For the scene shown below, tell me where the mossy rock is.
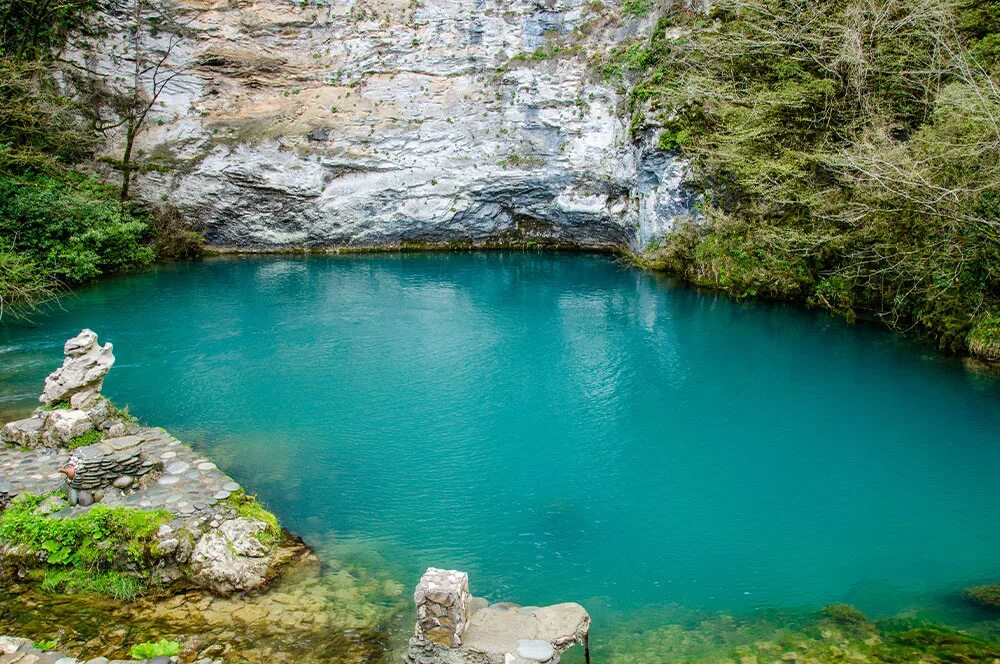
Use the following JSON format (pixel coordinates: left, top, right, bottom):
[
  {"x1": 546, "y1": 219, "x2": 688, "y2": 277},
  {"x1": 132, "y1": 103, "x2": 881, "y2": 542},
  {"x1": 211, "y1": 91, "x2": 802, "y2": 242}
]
[
  {"x1": 821, "y1": 603, "x2": 870, "y2": 628},
  {"x1": 966, "y1": 584, "x2": 1000, "y2": 609}
]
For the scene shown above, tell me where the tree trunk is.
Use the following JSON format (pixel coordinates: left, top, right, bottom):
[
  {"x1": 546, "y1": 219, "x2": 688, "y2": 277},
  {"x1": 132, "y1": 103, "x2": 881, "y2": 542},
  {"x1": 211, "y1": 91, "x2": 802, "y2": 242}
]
[{"x1": 120, "y1": 124, "x2": 135, "y2": 201}]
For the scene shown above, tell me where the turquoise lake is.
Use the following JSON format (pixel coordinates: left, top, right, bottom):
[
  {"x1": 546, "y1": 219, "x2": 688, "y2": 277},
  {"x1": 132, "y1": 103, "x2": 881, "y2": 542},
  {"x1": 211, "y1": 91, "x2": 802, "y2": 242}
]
[{"x1": 2, "y1": 252, "x2": 1000, "y2": 630}]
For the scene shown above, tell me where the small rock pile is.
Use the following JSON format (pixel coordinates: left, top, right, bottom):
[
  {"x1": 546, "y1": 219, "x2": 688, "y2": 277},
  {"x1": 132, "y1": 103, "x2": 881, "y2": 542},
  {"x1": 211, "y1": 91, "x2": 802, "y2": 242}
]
[{"x1": 64, "y1": 435, "x2": 156, "y2": 493}]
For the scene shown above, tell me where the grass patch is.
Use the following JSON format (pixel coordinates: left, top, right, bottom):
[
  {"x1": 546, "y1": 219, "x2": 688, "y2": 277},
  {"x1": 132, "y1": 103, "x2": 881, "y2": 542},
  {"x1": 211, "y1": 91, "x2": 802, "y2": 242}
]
[
  {"x1": 223, "y1": 490, "x2": 281, "y2": 544},
  {"x1": 967, "y1": 316, "x2": 1000, "y2": 360},
  {"x1": 66, "y1": 430, "x2": 102, "y2": 450},
  {"x1": 0, "y1": 493, "x2": 170, "y2": 599},
  {"x1": 41, "y1": 568, "x2": 146, "y2": 601}
]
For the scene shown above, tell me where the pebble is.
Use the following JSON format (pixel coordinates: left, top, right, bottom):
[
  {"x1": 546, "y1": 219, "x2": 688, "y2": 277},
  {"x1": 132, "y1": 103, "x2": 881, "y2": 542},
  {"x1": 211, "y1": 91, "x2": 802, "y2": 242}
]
[
  {"x1": 166, "y1": 461, "x2": 190, "y2": 474},
  {"x1": 158, "y1": 475, "x2": 181, "y2": 486},
  {"x1": 222, "y1": 481, "x2": 240, "y2": 492},
  {"x1": 198, "y1": 461, "x2": 217, "y2": 470},
  {"x1": 112, "y1": 475, "x2": 133, "y2": 489},
  {"x1": 77, "y1": 490, "x2": 94, "y2": 507}
]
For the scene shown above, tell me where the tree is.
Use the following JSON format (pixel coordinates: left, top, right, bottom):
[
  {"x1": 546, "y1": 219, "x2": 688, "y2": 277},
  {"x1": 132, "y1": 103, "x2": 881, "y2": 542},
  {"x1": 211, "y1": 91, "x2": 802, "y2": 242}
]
[{"x1": 114, "y1": 0, "x2": 185, "y2": 201}]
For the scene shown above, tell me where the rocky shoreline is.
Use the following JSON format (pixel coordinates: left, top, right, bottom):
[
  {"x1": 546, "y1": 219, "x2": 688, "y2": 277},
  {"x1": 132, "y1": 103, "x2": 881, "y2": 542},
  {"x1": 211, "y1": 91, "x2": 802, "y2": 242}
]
[
  {"x1": 0, "y1": 330, "x2": 594, "y2": 664},
  {"x1": 0, "y1": 330, "x2": 303, "y2": 598}
]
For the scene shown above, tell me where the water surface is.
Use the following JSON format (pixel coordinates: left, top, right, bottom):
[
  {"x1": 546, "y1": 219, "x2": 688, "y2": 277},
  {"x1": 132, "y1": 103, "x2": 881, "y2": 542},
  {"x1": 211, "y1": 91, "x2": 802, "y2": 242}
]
[{"x1": 2, "y1": 252, "x2": 999, "y2": 632}]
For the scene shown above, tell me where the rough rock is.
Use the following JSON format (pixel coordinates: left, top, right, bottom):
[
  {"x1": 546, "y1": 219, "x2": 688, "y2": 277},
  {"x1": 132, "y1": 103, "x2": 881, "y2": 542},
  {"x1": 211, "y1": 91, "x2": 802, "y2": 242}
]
[
  {"x1": 64, "y1": 0, "x2": 697, "y2": 252},
  {"x1": 189, "y1": 519, "x2": 275, "y2": 594},
  {"x1": 44, "y1": 409, "x2": 96, "y2": 445},
  {"x1": 0, "y1": 417, "x2": 45, "y2": 448},
  {"x1": 40, "y1": 330, "x2": 115, "y2": 409}
]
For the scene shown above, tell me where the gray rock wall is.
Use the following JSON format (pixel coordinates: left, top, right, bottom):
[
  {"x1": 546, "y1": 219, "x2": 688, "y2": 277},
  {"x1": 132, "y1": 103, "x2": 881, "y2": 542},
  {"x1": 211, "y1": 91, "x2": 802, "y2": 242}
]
[{"x1": 65, "y1": 0, "x2": 693, "y2": 251}]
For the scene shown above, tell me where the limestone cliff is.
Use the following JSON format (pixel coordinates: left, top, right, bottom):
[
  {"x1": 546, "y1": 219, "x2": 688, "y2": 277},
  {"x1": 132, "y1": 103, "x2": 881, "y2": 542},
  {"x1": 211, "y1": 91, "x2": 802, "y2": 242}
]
[{"x1": 67, "y1": 0, "x2": 693, "y2": 249}]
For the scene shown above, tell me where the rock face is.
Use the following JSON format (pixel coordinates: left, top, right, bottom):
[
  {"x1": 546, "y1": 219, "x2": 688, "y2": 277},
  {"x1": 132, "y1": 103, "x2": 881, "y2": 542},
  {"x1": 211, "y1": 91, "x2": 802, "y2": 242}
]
[
  {"x1": 65, "y1": 0, "x2": 696, "y2": 251},
  {"x1": 40, "y1": 329, "x2": 115, "y2": 409}
]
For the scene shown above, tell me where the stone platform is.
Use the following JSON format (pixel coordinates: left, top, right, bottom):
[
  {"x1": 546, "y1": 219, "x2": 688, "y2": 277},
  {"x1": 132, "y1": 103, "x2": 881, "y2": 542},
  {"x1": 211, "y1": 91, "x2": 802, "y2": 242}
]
[
  {"x1": 405, "y1": 569, "x2": 590, "y2": 664},
  {"x1": 0, "y1": 428, "x2": 241, "y2": 519}
]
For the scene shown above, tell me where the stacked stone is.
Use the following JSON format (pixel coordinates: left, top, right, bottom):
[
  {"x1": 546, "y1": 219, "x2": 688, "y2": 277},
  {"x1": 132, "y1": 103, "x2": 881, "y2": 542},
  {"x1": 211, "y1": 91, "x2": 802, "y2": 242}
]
[
  {"x1": 0, "y1": 479, "x2": 13, "y2": 510},
  {"x1": 66, "y1": 435, "x2": 157, "y2": 491},
  {"x1": 414, "y1": 568, "x2": 472, "y2": 648}
]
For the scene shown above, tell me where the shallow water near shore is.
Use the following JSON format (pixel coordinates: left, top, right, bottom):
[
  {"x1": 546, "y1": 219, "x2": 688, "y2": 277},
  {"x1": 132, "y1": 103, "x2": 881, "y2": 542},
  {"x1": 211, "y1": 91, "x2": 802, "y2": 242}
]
[{"x1": 3, "y1": 252, "x2": 1000, "y2": 659}]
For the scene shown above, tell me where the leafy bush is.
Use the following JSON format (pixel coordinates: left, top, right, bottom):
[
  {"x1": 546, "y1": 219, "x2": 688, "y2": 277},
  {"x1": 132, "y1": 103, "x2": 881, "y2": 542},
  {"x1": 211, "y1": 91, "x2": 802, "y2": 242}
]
[
  {"x1": 0, "y1": 170, "x2": 155, "y2": 317},
  {"x1": 129, "y1": 639, "x2": 180, "y2": 659},
  {"x1": 616, "y1": 0, "x2": 1000, "y2": 353}
]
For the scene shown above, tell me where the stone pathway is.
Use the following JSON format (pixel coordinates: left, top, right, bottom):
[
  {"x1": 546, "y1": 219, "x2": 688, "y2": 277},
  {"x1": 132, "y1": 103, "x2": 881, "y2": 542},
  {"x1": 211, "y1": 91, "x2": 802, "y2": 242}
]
[
  {"x1": 0, "y1": 450, "x2": 70, "y2": 506},
  {"x1": 0, "y1": 428, "x2": 242, "y2": 519}
]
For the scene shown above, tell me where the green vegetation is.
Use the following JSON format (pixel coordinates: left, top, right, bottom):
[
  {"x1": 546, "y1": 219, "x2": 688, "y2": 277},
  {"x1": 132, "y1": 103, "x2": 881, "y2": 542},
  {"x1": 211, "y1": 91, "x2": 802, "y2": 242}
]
[
  {"x1": 65, "y1": 429, "x2": 102, "y2": 450},
  {"x1": 223, "y1": 490, "x2": 281, "y2": 544},
  {"x1": 622, "y1": 0, "x2": 651, "y2": 17},
  {"x1": 0, "y1": 493, "x2": 170, "y2": 599},
  {"x1": 820, "y1": 603, "x2": 871, "y2": 630},
  {"x1": 0, "y1": 0, "x2": 202, "y2": 320},
  {"x1": 966, "y1": 583, "x2": 1000, "y2": 608},
  {"x1": 32, "y1": 638, "x2": 56, "y2": 652},
  {"x1": 41, "y1": 568, "x2": 147, "y2": 601},
  {"x1": 105, "y1": 399, "x2": 139, "y2": 425},
  {"x1": 129, "y1": 639, "x2": 180, "y2": 659},
  {"x1": 611, "y1": 0, "x2": 1000, "y2": 355},
  {"x1": 602, "y1": 605, "x2": 1000, "y2": 663}
]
